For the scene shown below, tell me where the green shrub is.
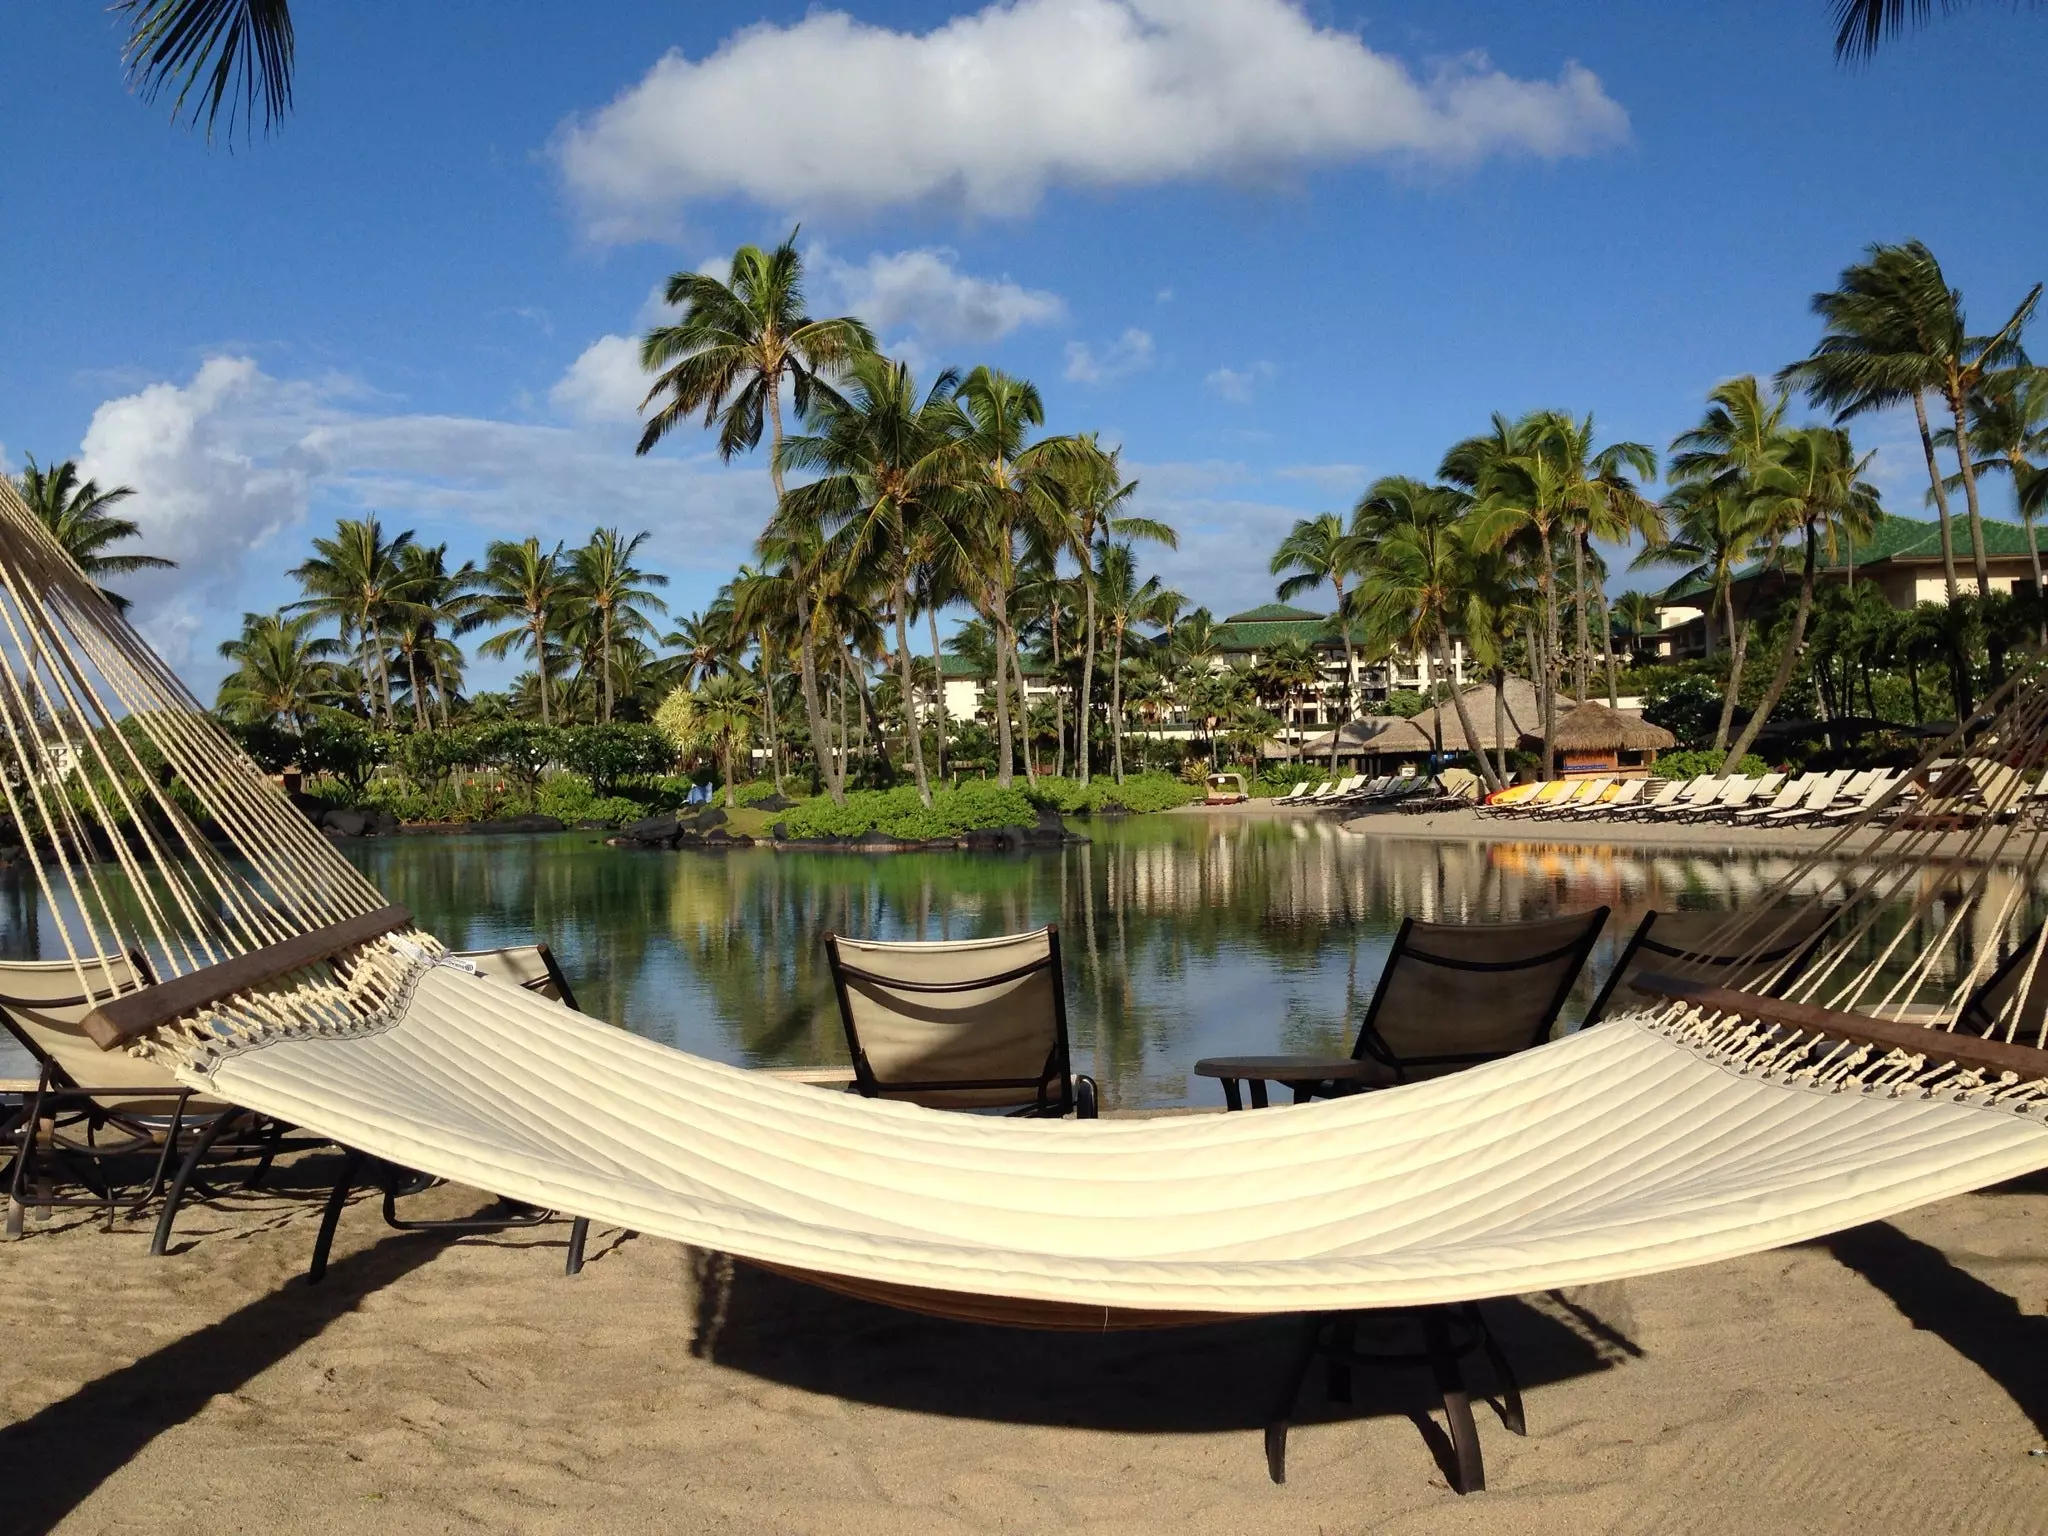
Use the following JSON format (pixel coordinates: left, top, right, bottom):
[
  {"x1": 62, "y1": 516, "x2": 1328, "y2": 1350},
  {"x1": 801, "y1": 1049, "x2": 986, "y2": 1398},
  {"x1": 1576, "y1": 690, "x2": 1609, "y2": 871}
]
[
  {"x1": 779, "y1": 783, "x2": 1039, "y2": 841},
  {"x1": 1017, "y1": 773, "x2": 1200, "y2": 815},
  {"x1": 1653, "y1": 749, "x2": 1770, "y2": 782}
]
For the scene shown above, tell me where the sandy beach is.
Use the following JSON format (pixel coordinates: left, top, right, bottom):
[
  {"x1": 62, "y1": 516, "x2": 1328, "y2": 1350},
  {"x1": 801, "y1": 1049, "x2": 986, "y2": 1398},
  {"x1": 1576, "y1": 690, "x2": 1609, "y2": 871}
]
[{"x1": 4, "y1": 1139, "x2": 2045, "y2": 1535}]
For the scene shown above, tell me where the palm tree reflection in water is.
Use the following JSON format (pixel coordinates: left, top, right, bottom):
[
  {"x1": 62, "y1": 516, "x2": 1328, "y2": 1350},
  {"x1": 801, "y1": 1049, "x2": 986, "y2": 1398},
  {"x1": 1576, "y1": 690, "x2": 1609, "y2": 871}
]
[{"x1": 285, "y1": 825, "x2": 2048, "y2": 1107}]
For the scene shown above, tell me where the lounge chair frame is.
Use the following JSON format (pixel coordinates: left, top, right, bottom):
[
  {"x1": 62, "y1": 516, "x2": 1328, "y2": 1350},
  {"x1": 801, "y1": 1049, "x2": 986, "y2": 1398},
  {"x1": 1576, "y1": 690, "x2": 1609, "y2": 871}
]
[
  {"x1": 825, "y1": 926, "x2": 1097, "y2": 1118},
  {"x1": 1581, "y1": 908, "x2": 1832, "y2": 1028}
]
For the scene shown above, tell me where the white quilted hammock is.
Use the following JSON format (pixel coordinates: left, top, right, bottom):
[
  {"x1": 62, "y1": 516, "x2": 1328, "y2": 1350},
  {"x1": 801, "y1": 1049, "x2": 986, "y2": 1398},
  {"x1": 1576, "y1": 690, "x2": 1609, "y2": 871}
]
[{"x1": 176, "y1": 960, "x2": 2048, "y2": 1314}]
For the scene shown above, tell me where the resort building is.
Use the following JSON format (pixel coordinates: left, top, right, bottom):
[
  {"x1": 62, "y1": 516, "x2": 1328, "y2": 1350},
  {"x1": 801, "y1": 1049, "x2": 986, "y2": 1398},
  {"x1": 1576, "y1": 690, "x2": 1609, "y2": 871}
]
[
  {"x1": 1652, "y1": 512, "x2": 2045, "y2": 659},
  {"x1": 938, "y1": 603, "x2": 1471, "y2": 734}
]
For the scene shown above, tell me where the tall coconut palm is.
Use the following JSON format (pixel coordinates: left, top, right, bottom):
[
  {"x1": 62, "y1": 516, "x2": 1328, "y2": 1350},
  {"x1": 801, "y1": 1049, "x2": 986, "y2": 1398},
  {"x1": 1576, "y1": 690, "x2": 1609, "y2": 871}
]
[
  {"x1": 778, "y1": 354, "x2": 967, "y2": 806},
  {"x1": 1941, "y1": 366, "x2": 2048, "y2": 630},
  {"x1": 1633, "y1": 481, "x2": 1770, "y2": 752},
  {"x1": 1782, "y1": 242, "x2": 2039, "y2": 599},
  {"x1": 1540, "y1": 412, "x2": 1659, "y2": 705},
  {"x1": 1611, "y1": 590, "x2": 1666, "y2": 661},
  {"x1": 469, "y1": 538, "x2": 569, "y2": 726},
  {"x1": 215, "y1": 610, "x2": 338, "y2": 729},
  {"x1": 13, "y1": 457, "x2": 176, "y2": 612},
  {"x1": 637, "y1": 233, "x2": 874, "y2": 803},
  {"x1": 389, "y1": 541, "x2": 478, "y2": 728},
  {"x1": 287, "y1": 517, "x2": 415, "y2": 724},
  {"x1": 566, "y1": 528, "x2": 669, "y2": 723},
  {"x1": 1724, "y1": 427, "x2": 1882, "y2": 764},
  {"x1": 1058, "y1": 439, "x2": 1174, "y2": 787},
  {"x1": 1092, "y1": 543, "x2": 1181, "y2": 783},
  {"x1": 1828, "y1": 0, "x2": 2037, "y2": 61},
  {"x1": 1356, "y1": 477, "x2": 1502, "y2": 792},
  {"x1": 1270, "y1": 511, "x2": 1367, "y2": 770},
  {"x1": 948, "y1": 367, "x2": 1092, "y2": 789}
]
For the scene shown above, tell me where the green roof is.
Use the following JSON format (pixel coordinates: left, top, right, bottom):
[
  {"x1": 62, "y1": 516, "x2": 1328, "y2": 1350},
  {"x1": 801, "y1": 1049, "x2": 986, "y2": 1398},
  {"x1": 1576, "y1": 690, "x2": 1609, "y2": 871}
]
[
  {"x1": 1222, "y1": 602, "x2": 1326, "y2": 623},
  {"x1": 941, "y1": 653, "x2": 1046, "y2": 678},
  {"x1": 1662, "y1": 513, "x2": 2042, "y2": 604}
]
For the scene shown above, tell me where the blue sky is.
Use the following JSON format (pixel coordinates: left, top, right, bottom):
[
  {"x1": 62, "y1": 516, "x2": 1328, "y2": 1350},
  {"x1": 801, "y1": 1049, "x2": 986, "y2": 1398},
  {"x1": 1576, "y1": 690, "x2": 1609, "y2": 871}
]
[{"x1": 3, "y1": 0, "x2": 2043, "y2": 691}]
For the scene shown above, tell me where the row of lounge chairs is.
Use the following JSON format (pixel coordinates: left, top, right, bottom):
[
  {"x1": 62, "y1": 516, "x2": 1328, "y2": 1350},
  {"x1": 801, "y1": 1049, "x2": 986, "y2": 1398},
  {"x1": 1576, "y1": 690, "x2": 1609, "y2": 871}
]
[
  {"x1": 1481, "y1": 767, "x2": 1911, "y2": 827},
  {"x1": 1273, "y1": 774, "x2": 1440, "y2": 810}
]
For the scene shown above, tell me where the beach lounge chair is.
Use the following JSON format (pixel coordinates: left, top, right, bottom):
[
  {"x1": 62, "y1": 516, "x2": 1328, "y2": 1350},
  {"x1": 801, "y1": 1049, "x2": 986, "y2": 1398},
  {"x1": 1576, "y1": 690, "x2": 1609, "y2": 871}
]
[
  {"x1": 1764, "y1": 769, "x2": 1850, "y2": 823},
  {"x1": 1274, "y1": 781, "x2": 1314, "y2": 804},
  {"x1": 1192, "y1": 908, "x2": 1610, "y2": 1108},
  {"x1": 1559, "y1": 777, "x2": 1646, "y2": 820},
  {"x1": 1817, "y1": 770, "x2": 1901, "y2": 823},
  {"x1": 1640, "y1": 775, "x2": 1729, "y2": 820},
  {"x1": 1618, "y1": 777, "x2": 1687, "y2": 820},
  {"x1": 1533, "y1": 778, "x2": 1613, "y2": 817},
  {"x1": 1581, "y1": 906, "x2": 1835, "y2": 1027},
  {"x1": 1679, "y1": 776, "x2": 1764, "y2": 821},
  {"x1": 1495, "y1": 780, "x2": 1576, "y2": 817},
  {"x1": 1694, "y1": 773, "x2": 1788, "y2": 822},
  {"x1": 1730, "y1": 774, "x2": 1817, "y2": 822},
  {"x1": 824, "y1": 927, "x2": 1097, "y2": 1118},
  {"x1": 1476, "y1": 782, "x2": 1540, "y2": 815},
  {"x1": 0, "y1": 953, "x2": 307, "y2": 1242}
]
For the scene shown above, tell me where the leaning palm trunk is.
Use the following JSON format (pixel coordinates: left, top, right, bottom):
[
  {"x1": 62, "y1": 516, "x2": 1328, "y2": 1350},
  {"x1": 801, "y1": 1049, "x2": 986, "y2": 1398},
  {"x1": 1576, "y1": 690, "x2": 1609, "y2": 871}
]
[
  {"x1": 1110, "y1": 627, "x2": 1127, "y2": 784},
  {"x1": 1492, "y1": 667, "x2": 1510, "y2": 784},
  {"x1": 986, "y1": 590, "x2": 1015, "y2": 788},
  {"x1": 925, "y1": 605, "x2": 947, "y2": 782},
  {"x1": 893, "y1": 589, "x2": 930, "y2": 806},
  {"x1": 1440, "y1": 631, "x2": 1501, "y2": 794},
  {"x1": 1573, "y1": 533, "x2": 1591, "y2": 702},
  {"x1": 1078, "y1": 579, "x2": 1098, "y2": 786},
  {"x1": 1946, "y1": 386, "x2": 1993, "y2": 598},
  {"x1": 1003, "y1": 618, "x2": 1036, "y2": 785},
  {"x1": 761, "y1": 652, "x2": 785, "y2": 794},
  {"x1": 1599, "y1": 590, "x2": 1619, "y2": 708},
  {"x1": 793, "y1": 593, "x2": 839, "y2": 801},
  {"x1": 531, "y1": 618, "x2": 552, "y2": 727},
  {"x1": 600, "y1": 610, "x2": 614, "y2": 722},
  {"x1": 1538, "y1": 528, "x2": 1559, "y2": 780},
  {"x1": 2012, "y1": 450, "x2": 2046, "y2": 645},
  {"x1": 1712, "y1": 596, "x2": 1749, "y2": 755},
  {"x1": 1725, "y1": 531, "x2": 1819, "y2": 768},
  {"x1": 1332, "y1": 598, "x2": 1355, "y2": 774},
  {"x1": 1912, "y1": 391, "x2": 1961, "y2": 601},
  {"x1": 848, "y1": 652, "x2": 895, "y2": 783}
]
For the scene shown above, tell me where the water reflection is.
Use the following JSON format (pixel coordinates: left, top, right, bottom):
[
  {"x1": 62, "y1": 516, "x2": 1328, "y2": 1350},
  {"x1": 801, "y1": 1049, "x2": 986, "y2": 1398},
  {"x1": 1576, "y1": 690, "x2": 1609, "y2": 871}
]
[{"x1": 5, "y1": 820, "x2": 2044, "y2": 1107}]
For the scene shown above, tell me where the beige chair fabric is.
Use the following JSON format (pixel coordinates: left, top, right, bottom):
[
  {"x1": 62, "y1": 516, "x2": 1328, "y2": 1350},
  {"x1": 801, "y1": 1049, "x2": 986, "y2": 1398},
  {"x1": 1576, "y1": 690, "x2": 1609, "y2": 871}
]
[
  {"x1": 0, "y1": 955, "x2": 227, "y2": 1117},
  {"x1": 173, "y1": 965, "x2": 2048, "y2": 1316},
  {"x1": 1583, "y1": 906, "x2": 1836, "y2": 1026},
  {"x1": 826, "y1": 929, "x2": 1075, "y2": 1111},
  {"x1": 457, "y1": 943, "x2": 577, "y2": 1009},
  {"x1": 1358, "y1": 910, "x2": 1608, "y2": 1080}
]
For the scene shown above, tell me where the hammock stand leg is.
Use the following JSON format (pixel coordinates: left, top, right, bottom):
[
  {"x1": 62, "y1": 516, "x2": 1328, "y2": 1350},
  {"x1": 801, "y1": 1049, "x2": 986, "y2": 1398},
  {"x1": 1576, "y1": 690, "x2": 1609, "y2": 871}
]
[
  {"x1": 1264, "y1": 1304, "x2": 1523, "y2": 1495},
  {"x1": 308, "y1": 1146, "x2": 367, "y2": 1283},
  {"x1": 149, "y1": 1111, "x2": 239, "y2": 1255}
]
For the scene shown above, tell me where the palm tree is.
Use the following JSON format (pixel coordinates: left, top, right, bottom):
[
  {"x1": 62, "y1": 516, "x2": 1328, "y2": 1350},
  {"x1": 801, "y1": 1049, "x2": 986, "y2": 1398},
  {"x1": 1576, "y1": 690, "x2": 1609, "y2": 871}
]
[
  {"x1": 287, "y1": 517, "x2": 414, "y2": 723},
  {"x1": 637, "y1": 233, "x2": 874, "y2": 802},
  {"x1": 1633, "y1": 480, "x2": 1769, "y2": 753},
  {"x1": 215, "y1": 610, "x2": 337, "y2": 729},
  {"x1": 565, "y1": 528, "x2": 669, "y2": 723},
  {"x1": 389, "y1": 542, "x2": 478, "y2": 728},
  {"x1": 1091, "y1": 543, "x2": 1181, "y2": 783},
  {"x1": 1356, "y1": 477, "x2": 1502, "y2": 792},
  {"x1": 1723, "y1": 426, "x2": 1882, "y2": 764},
  {"x1": 1271, "y1": 511, "x2": 1367, "y2": 770},
  {"x1": 948, "y1": 367, "x2": 1093, "y2": 789},
  {"x1": 1782, "y1": 241, "x2": 2039, "y2": 599},
  {"x1": 13, "y1": 457, "x2": 176, "y2": 612},
  {"x1": 1060, "y1": 439, "x2": 1174, "y2": 786},
  {"x1": 656, "y1": 674, "x2": 759, "y2": 810},
  {"x1": 1942, "y1": 366, "x2": 2048, "y2": 629},
  {"x1": 1611, "y1": 590, "x2": 1665, "y2": 661},
  {"x1": 1828, "y1": 0, "x2": 2038, "y2": 61},
  {"x1": 469, "y1": 538, "x2": 569, "y2": 726},
  {"x1": 778, "y1": 354, "x2": 967, "y2": 806}
]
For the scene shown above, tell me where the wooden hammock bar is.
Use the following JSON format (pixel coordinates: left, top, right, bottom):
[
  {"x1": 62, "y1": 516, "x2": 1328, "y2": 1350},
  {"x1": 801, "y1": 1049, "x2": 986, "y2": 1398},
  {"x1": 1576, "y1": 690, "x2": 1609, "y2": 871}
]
[
  {"x1": 1631, "y1": 971, "x2": 2048, "y2": 1082},
  {"x1": 82, "y1": 904, "x2": 416, "y2": 1050}
]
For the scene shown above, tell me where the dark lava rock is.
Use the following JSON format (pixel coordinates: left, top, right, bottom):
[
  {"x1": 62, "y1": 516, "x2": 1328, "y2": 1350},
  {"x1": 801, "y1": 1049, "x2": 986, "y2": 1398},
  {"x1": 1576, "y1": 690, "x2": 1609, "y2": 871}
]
[
  {"x1": 367, "y1": 806, "x2": 400, "y2": 837},
  {"x1": 620, "y1": 813, "x2": 680, "y2": 845},
  {"x1": 690, "y1": 806, "x2": 729, "y2": 831},
  {"x1": 853, "y1": 827, "x2": 901, "y2": 847},
  {"x1": 770, "y1": 821, "x2": 790, "y2": 841},
  {"x1": 751, "y1": 792, "x2": 796, "y2": 813},
  {"x1": 474, "y1": 813, "x2": 566, "y2": 835},
  {"x1": 321, "y1": 807, "x2": 370, "y2": 838},
  {"x1": 574, "y1": 818, "x2": 611, "y2": 831},
  {"x1": 701, "y1": 827, "x2": 732, "y2": 845}
]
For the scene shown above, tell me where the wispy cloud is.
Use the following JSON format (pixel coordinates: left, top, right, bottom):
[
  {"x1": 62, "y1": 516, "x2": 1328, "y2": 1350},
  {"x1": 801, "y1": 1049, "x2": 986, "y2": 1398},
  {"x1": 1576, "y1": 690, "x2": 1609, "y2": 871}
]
[
  {"x1": 1206, "y1": 361, "x2": 1276, "y2": 404},
  {"x1": 1065, "y1": 328, "x2": 1156, "y2": 384}
]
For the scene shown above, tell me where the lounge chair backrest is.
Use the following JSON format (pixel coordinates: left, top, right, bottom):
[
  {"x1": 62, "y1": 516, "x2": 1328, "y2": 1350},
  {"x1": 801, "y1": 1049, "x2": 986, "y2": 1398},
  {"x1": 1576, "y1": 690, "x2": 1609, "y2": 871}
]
[
  {"x1": 1754, "y1": 772, "x2": 1787, "y2": 797},
  {"x1": 1436, "y1": 767, "x2": 1480, "y2": 801},
  {"x1": 1641, "y1": 779, "x2": 1685, "y2": 810},
  {"x1": 458, "y1": 942, "x2": 580, "y2": 1012},
  {"x1": 1756, "y1": 778, "x2": 1810, "y2": 812},
  {"x1": 1968, "y1": 758, "x2": 2026, "y2": 812},
  {"x1": 1582, "y1": 905, "x2": 1835, "y2": 1026},
  {"x1": 1715, "y1": 777, "x2": 1759, "y2": 809},
  {"x1": 1804, "y1": 770, "x2": 1850, "y2": 808},
  {"x1": 826, "y1": 927, "x2": 1077, "y2": 1111},
  {"x1": 1601, "y1": 779, "x2": 1646, "y2": 811},
  {"x1": 1683, "y1": 776, "x2": 1726, "y2": 804},
  {"x1": 0, "y1": 952, "x2": 176, "y2": 1094},
  {"x1": 1838, "y1": 769, "x2": 1875, "y2": 797},
  {"x1": 1354, "y1": 908, "x2": 1609, "y2": 1080},
  {"x1": 1961, "y1": 923, "x2": 2048, "y2": 1039}
]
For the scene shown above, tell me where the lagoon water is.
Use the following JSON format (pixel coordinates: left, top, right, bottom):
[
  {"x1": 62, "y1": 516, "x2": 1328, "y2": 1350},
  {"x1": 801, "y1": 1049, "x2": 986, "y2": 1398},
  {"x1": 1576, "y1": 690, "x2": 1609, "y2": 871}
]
[
  {"x1": 0, "y1": 816, "x2": 2034, "y2": 1104},
  {"x1": 313, "y1": 816, "x2": 2027, "y2": 1108}
]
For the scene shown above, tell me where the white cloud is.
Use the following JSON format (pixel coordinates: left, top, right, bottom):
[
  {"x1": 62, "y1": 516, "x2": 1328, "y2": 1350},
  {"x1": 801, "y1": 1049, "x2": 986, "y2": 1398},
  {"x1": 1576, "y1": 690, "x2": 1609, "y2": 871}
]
[
  {"x1": 554, "y1": 0, "x2": 1630, "y2": 236},
  {"x1": 1064, "y1": 328, "x2": 1156, "y2": 384},
  {"x1": 550, "y1": 334, "x2": 648, "y2": 425},
  {"x1": 816, "y1": 246, "x2": 1064, "y2": 343},
  {"x1": 1206, "y1": 361, "x2": 1275, "y2": 404},
  {"x1": 1276, "y1": 462, "x2": 1369, "y2": 494},
  {"x1": 73, "y1": 357, "x2": 769, "y2": 677}
]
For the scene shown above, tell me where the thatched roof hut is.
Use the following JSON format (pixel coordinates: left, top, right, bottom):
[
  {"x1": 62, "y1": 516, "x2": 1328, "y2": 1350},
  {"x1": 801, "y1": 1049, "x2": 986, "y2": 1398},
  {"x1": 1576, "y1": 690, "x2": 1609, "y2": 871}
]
[
  {"x1": 1541, "y1": 700, "x2": 1675, "y2": 775},
  {"x1": 1405, "y1": 676, "x2": 1565, "y2": 754}
]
